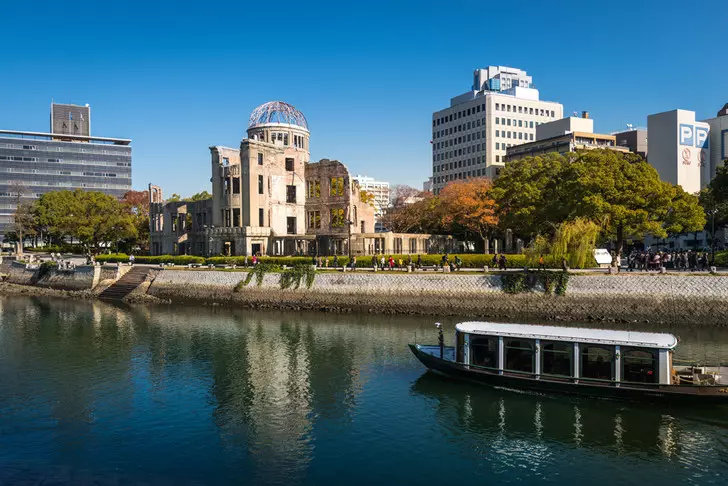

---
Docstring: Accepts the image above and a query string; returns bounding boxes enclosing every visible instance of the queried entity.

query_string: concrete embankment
[147,270,728,326]
[3,261,728,325]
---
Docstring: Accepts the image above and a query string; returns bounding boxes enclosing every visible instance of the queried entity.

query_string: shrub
[715,251,728,267]
[555,272,570,296]
[501,273,527,293]
[240,263,281,288]
[280,264,316,289]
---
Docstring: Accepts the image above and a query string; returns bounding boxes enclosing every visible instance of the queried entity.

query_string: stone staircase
[98,266,151,301]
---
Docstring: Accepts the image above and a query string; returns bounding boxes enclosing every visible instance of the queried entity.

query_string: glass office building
[0,129,132,238]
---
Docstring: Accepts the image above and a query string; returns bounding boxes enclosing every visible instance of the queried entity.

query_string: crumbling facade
[304,159,376,256]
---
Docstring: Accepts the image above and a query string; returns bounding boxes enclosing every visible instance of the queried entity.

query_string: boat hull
[409,344,728,404]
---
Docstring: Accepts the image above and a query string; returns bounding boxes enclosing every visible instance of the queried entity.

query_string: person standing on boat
[436,323,444,358]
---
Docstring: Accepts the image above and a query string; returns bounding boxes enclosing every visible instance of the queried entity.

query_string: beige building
[208,101,311,256]
[148,184,213,256]
[305,159,376,255]
[506,114,629,161]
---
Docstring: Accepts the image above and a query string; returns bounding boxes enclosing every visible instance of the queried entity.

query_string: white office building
[702,103,728,180]
[431,66,563,194]
[647,109,711,194]
[352,175,390,231]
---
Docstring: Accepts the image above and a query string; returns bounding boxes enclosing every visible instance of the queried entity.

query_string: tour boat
[409,322,728,403]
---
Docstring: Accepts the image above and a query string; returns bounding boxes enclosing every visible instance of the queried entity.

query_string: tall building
[702,103,728,180]
[506,113,629,161]
[613,128,648,159]
[647,109,710,193]
[352,174,389,231]
[431,66,563,194]
[0,103,132,238]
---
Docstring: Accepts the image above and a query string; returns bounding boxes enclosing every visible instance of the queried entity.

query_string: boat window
[505,339,534,374]
[580,345,614,380]
[470,336,498,368]
[621,348,658,383]
[456,331,465,363]
[541,341,573,377]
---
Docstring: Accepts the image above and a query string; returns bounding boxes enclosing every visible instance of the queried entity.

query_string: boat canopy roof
[455,322,678,349]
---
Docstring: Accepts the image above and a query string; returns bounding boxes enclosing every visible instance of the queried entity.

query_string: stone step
[99,267,152,301]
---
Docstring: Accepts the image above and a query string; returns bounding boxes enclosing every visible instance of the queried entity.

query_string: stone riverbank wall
[148,270,728,326]
[2,262,127,291]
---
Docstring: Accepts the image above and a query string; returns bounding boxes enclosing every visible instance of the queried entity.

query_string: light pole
[712,211,716,266]
[346,219,353,260]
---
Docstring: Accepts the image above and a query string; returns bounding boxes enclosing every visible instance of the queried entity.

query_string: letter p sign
[679,124,694,146]
[695,127,709,149]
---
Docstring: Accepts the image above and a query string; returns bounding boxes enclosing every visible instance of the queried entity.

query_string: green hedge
[715,251,728,267]
[94,253,549,269]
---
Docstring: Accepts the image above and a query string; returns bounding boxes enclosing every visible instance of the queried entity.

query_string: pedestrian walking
[538,254,545,270]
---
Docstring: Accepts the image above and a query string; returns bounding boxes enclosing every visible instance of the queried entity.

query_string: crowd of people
[626,249,713,271]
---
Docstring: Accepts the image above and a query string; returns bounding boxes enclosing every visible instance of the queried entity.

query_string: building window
[287,216,296,235]
[233,177,240,194]
[307,179,321,198]
[223,157,230,166]
[233,208,240,227]
[496,155,500,162]
[308,210,321,229]
[258,208,264,226]
[330,207,345,227]
[286,185,296,203]
[285,158,294,171]
[258,175,264,194]
[330,177,344,196]
[257,153,263,165]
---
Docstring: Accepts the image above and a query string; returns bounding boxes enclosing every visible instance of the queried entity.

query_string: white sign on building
[647,109,710,193]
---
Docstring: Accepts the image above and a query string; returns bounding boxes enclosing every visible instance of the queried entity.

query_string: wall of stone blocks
[147,271,728,326]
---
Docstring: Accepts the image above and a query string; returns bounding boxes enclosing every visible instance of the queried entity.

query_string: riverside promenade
[3,257,728,326]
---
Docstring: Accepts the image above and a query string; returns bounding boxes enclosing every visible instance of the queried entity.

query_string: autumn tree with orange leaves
[439,178,498,252]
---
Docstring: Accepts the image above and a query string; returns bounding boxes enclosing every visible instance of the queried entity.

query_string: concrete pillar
[493,239,499,254]
[505,229,513,253]
[484,238,490,254]
[516,239,524,253]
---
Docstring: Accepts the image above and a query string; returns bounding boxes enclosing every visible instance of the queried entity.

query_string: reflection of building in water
[411,374,721,462]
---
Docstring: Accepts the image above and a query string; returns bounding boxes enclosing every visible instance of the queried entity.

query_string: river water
[0,296,727,485]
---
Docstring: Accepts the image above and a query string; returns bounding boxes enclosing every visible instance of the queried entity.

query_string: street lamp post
[711,210,716,265]
[346,219,353,260]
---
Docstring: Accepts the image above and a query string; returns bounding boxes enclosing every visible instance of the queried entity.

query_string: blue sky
[1,0,726,196]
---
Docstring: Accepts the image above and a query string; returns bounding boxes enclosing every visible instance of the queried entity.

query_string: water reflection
[411,371,728,462]
[0,295,727,485]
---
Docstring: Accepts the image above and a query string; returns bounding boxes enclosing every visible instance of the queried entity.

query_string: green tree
[489,152,568,239]
[492,149,705,255]
[34,190,137,254]
[184,190,212,202]
[699,160,728,253]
